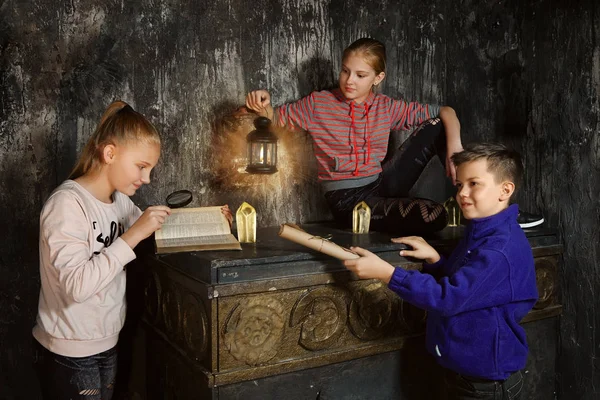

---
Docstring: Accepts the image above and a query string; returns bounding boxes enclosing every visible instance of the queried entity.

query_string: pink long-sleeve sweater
[33,180,141,357]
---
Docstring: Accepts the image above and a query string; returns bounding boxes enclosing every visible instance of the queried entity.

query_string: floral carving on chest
[223,297,285,366]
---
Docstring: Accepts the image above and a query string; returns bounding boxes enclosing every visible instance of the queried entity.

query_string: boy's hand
[445,140,463,184]
[391,236,440,264]
[343,247,396,284]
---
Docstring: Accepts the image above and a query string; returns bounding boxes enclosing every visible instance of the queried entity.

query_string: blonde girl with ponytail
[32,101,171,399]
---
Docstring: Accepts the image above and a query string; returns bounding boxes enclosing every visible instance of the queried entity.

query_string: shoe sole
[519,218,544,229]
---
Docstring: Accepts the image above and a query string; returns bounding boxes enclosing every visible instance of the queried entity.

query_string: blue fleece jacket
[388,204,538,380]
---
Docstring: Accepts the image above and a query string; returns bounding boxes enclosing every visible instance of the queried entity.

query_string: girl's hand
[439,106,462,185]
[245,90,273,119]
[445,141,463,185]
[121,206,172,249]
[391,236,440,264]
[343,247,396,283]
[221,204,233,227]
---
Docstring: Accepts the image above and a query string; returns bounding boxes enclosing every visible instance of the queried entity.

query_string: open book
[155,206,242,254]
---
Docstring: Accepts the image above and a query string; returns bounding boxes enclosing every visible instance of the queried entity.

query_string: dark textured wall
[446,1,600,399]
[0,0,598,399]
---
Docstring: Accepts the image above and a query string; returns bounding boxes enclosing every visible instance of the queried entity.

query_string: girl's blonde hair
[343,38,387,75]
[69,101,161,179]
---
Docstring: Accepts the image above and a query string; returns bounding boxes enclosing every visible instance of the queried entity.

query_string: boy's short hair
[451,143,524,192]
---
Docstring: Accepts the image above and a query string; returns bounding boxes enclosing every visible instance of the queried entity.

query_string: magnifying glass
[166,190,193,209]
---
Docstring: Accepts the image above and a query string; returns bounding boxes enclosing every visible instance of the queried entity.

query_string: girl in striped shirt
[246,38,463,235]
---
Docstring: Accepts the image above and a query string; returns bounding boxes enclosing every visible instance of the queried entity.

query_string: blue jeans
[33,338,118,400]
[445,369,524,400]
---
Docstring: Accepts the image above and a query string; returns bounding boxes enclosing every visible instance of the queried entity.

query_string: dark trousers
[324,118,449,235]
[445,370,524,400]
[33,338,118,400]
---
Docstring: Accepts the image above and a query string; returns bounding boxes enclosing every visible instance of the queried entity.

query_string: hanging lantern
[246,117,278,174]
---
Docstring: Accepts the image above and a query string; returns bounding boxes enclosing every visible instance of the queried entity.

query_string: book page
[156,207,230,240]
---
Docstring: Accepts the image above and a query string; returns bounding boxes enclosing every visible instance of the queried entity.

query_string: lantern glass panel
[245,116,278,174]
[249,142,276,167]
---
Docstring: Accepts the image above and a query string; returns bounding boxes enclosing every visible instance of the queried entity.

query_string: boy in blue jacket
[344,143,538,400]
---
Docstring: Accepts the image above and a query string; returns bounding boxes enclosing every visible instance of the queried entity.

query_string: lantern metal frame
[246,117,278,174]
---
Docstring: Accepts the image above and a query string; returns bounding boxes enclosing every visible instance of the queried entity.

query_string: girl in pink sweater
[246,38,463,235]
[32,101,171,399]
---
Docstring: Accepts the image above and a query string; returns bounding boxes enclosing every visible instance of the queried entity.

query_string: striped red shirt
[276,89,439,188]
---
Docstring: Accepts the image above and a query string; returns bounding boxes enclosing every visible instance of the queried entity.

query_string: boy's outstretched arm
[388,249,512,316]
[343,237,443,283]
[344,242,514,317]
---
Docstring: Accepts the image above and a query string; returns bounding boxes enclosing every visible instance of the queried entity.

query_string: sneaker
[517,211,544,229]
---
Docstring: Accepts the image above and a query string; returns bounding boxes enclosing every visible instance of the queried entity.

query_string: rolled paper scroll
[278,224,359,260]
